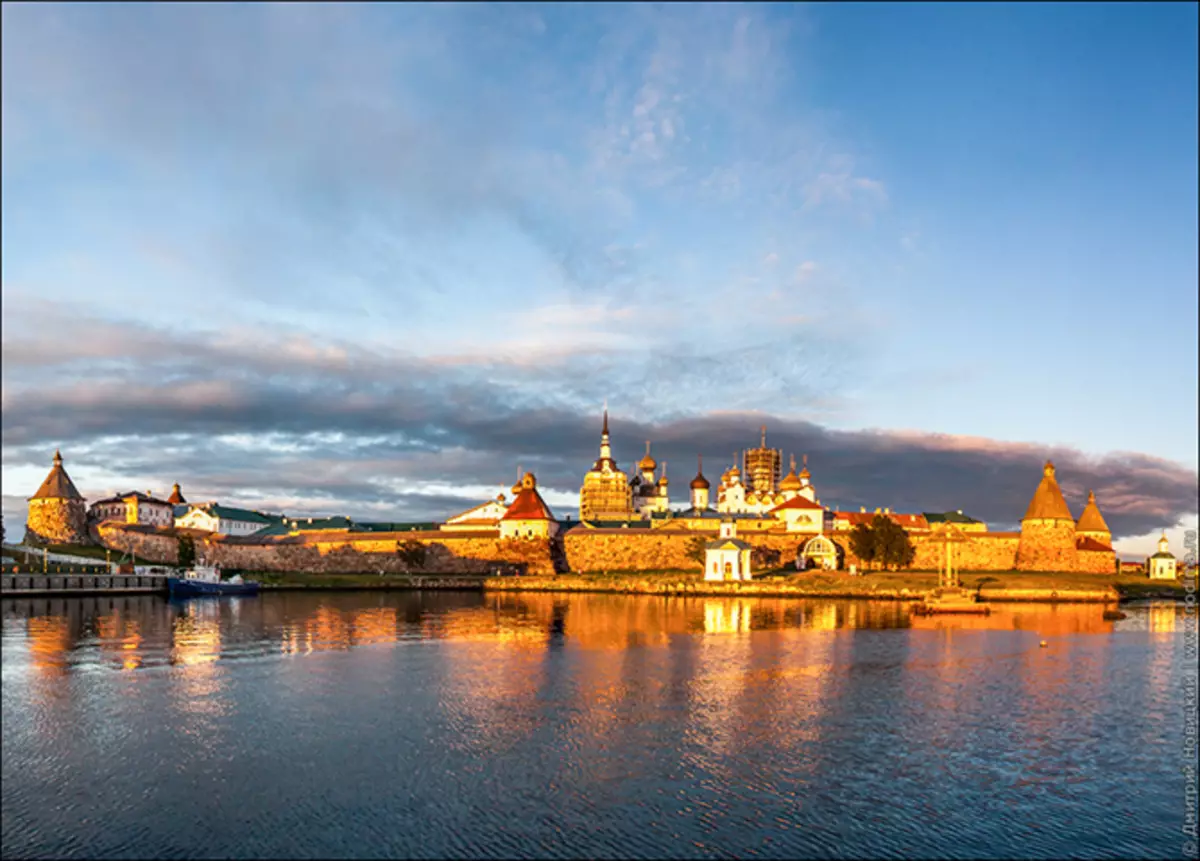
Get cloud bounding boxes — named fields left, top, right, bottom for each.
left=2, top=311, right=1194, bottom=540
left=794, top=261, right=818, bottom=283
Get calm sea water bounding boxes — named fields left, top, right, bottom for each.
left=1, top=591, right=1194, bottom=860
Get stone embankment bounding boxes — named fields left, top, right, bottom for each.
left=482, top=575, right=1121, bottom=603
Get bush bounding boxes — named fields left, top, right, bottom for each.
left=177, top=535, right=196, bottom=568
left=684, top=536, right=707, bottom=565
left=396, top=539, right=427, bottom=570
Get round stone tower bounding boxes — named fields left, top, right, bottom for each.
left=24, top=450, right=90, bottom=546
left=1015, top=461, right=1078, bottom=571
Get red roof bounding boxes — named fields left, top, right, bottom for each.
left=500, top=486, right=556, bottom=522
left=1076, top=536, right=1112, bottom=552
left=771, top=496, right=824, bottom=512
left=834, top=511, right=929, bottom=530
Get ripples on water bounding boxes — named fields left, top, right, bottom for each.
left=1, top=592, right=1192, bottom=859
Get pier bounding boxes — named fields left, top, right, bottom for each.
left=1, top=573, right=167, bottom=596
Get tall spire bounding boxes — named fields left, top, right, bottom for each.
left=761, top=425, right=767, bottom=448
left=599, top=406, right=612, bottom=461
left=53, top=449, right=63, bottom=465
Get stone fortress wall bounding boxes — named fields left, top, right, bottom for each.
left=24, top=498, right=89, bottom=546
left=90, top=520, right=1086, bottom=576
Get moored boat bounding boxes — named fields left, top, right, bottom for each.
left=167, top=565, right=260, bottom=597
left=912, top=587, right=991, bottom=616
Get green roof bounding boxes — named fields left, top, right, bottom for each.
left=207, top=505, right=273, bottom=524
left=924, top=511, right=982, bottom=524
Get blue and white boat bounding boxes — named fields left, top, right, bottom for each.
left=167, top=565, right=260, bottom=597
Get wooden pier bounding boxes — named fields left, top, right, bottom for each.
left=1, top=573, right=167, bottom=597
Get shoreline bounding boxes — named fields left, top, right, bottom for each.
left=4, top=571, right=1186, bottom=604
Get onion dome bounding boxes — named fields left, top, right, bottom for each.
left=779, top=455, right=803, bottom=491
left=690, top=455, right=710, bottom=490
left=638, top=441, right=657, bottom=473
left=798, top=453, right=811, bottom=481
left=1022, top=461, right=1074, bottom=521
left=1075, top=491, right=1110, bottom=534
left=657, top=461, right=668, bottom=486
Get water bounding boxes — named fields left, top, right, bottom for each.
left=1, top=592, right=1194, bottom=859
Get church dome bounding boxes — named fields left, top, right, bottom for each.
left=779, top=455, right=803, bottom=491
left=690, top=473, right=710, bottom=490
left=638, top=443, right=657, bottom=473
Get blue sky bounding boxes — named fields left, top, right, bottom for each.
left=2, top=2, right=1196, bottom=555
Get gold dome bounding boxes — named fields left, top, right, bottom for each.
left=779, top=455, right=803, bottom=491
left=638, top=441, right=657, bottom=473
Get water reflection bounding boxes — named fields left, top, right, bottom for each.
left=2, top=592, right=1191, bottom=860
left=3, top=594, right=1189, bottom=673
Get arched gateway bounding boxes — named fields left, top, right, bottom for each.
left=797, top=534, right=841, bottom=571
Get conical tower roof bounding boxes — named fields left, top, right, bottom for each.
left=1075, top=490, right=1109, bottom=533
left=1022, top=461, right=1074, bottom=521
left=167, top=482, right=186, bottom=505
left=29, top=450, right=83, bottom=501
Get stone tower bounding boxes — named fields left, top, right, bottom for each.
left=1075, top=490, right=1112, bottom=546
left=1015, top=461, right=1078, bottom=571
left=24, top=450, right=90, bottom=546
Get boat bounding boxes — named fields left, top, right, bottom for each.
left=911, top=587, right=991, bottom=616
left=167, top=565, right=260, bottom=597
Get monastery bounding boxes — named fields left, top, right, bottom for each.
left=19, top=413, right=1178, bottom=578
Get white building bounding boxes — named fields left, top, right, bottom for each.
left=175, top=503, right=272, bottom=537
left=704, top=521, right=753, bottom=582
left=717, top=454, right=819, bottom=515
left=1147, top=533, right=1178, bottom=580
left=88, top=491, right=175, bottom=528
left=441, top=494, right=509, bottom=532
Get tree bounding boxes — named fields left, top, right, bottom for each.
left=177, top=535, right=196, bottom=568
left=848, top=523, right=877, bottom=570
left=873, top=515, right=915, bottom=570
left=684, top=536, right=708, bottom=565
left=752, top=545, right=781, bottom=569
left=859, top=513, right=912, bottom=573
left=396, top=539, right=427, bottom=570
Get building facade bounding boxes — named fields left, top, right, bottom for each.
left=175, top=503, right=272, bottom=536
left=704, top=521, right=753, bottom=581
left=440, top=494, right=509, bottom=532
left=500, top=473, right=559, bottom=540
left=89, top=491, right=175, bottom=528
left=1147, top=534, right=1178, bottom=580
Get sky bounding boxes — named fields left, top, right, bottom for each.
left=2, top=2, right=1197, bottom=558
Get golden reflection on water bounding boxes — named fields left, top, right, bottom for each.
left=26, top=616, right=72, bottom=678
left=96, top=613, right=144, bottom=671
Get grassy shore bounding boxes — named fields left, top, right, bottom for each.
left=244, top=568, right=1188, bottom=602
